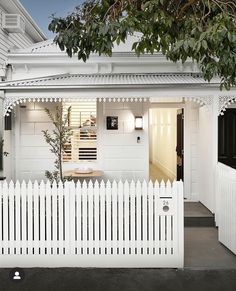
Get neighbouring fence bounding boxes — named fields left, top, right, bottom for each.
left=216, top=163, right=236, bottom=254
left=0, top=179, right=184, bottom=268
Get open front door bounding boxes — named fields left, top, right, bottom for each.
left=176, top=109, right=184, bottom=181
left=218, top=108, right=236, bottom=169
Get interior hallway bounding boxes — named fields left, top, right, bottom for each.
left=149, top=162, right=173, bottom=183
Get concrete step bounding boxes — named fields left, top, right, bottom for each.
left=184, top=216, right=215, bottom=227
left=184, top=202, right=215, bottom=227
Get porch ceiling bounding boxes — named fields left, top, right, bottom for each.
left=0, top=73, right=220, bottom=89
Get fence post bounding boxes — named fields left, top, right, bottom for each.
left=177, top=181, right=184, bottom=268
left=64, top=181, right=70, bottom=255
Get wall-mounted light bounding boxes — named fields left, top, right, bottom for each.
left=135, top=116, right=143, bottom=130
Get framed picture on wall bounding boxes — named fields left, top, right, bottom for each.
left=106, top=116, right=118, bottom=130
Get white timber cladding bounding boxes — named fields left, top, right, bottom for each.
left=15, top=100, right=150, bottom=182
left=97, top=101, right=149, bottom=181
left=16, top=102, right=55, bottom=181
left=13, top=99, right=200, bottom=201
left=0, top=7, right=34, bottom=70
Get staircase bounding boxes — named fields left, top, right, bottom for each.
left=184, top=202, right=215, bottom=227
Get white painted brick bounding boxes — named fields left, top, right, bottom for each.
left=102, top=133, right=144, bottom=146
left=103, top=146, right=145, bottom=159
left=20, top=110, right=51, bottom=122
left=20, top=135, right=48, bottom=147
left=191, top=170, right=198, bottom=183
left=191, top=157, right=198, bottom=170
left=20, top=159, right=54, bottom=171
left=34, top=102, right=58, bottom=110
left=104, top=102, right=124, bottom=110
left=103, top=159, right=145, bottom=171
left=191, top=182, right=199, bottom=196
left=191, top=145, right=199, bottom=157
left=21, top=147, right=53, bottom=159
left=35, top=123, right=55, bottom=134
left=20, top=171, right=45, bottom=182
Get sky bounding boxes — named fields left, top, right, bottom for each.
left=20, top=0, right=84, bottom=38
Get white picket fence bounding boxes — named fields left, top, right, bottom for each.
left=216, top=163, right=236, bottom=254
left=0, top=179, right=184, bottom=268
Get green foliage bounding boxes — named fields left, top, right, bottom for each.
left=42, top=105, right=72, bottom=184
left=49, top=0, right=236, bottom=89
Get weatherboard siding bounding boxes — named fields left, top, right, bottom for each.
left=0, top=6, right=34, bottom=68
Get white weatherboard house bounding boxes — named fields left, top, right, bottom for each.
left=0, top=0, right=236, bottom=268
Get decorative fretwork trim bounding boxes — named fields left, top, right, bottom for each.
left=3, top=96, right=149, bottom=116
left=218, top=95, right=236, bottom=116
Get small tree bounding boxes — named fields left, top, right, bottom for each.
left=42, top=105, right=72, bottom=183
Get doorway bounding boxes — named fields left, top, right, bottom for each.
left=149, top=107, right=184, bottom=182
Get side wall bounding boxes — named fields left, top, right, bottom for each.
left=149, top=108, right=177, bottom=180
left=198, top=105, right=215, bottom=212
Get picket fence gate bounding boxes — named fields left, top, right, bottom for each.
left=0, top=179, right=184, bottom=268
left=216, top=163, right=236, bottom=254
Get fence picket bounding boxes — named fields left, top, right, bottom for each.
left=154, top=181, right=160, bottom=254
left=136, top=180, right=142, bottom=255
left=76, top=181, right=82, bottom=254
left=130, top=181, right=135, bottom=254
left=45, top=181, right=52, bottom=254
left=9, top=181, right=15, bottom=254
left=0, top=179, right=184, bottom=268
left=94, top=181, right=100, bottom=254
left=82, top=181, right=88, bottom=254
left=64, top=182, right=70, bottom=255
left=148, top=181, right=154, bottom=255
left=27, top=181, right=33, bottom=255
left=69, top=181, right=76, bottom=255
left=124, top=180, right=130, bottom=255
left=33, top=181, right=39, bottom=255
left=2, top=181, right=9, bottom=254
left=88, top=181, right=94, bottom=254
left=106, top=181, right=112, bottom=255
left=142, top=181, right=148, bottom=255
left=100, top=181, right=106, bottom=255
left=51, top=181, right=58, bottom=254
left=118, top=181, right=124, bottom=255
left=21, top=181, right=27, bottom=255
left=112, top=181, right=118, bottom=255
left=58, top=181, right=64, bottom=254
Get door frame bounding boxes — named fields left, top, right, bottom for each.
left=148, top=102, right=190, bottom=200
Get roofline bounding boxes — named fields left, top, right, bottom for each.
left=1, top=0, right=47, bottom=42
left=0, top=83, right=221, bottom=90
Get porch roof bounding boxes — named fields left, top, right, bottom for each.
left=0, top=73, right=220, bottom=89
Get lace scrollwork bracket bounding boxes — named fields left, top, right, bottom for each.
left=184, top=95, right=214, bottom=109
left=218, top=95, right=236, bottom=116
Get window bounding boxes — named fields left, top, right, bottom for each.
left=62, top=101, right=97, bottom=162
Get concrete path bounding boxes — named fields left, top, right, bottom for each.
left=185, top=227, right=236, bottom=269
